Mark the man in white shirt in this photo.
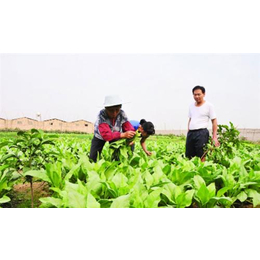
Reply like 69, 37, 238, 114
186, 86, 220, 161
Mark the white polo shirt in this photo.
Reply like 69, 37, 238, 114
188, 101, 217, 130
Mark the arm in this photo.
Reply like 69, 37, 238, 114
99, 123, 135, 142
187, 118, 191, 131
122, 121, 136, 139
122, 121, 135, 132
211, 118, 220, 147
140, 137, 152, 156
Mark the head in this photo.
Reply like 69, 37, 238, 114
139, 119, 155, 138
103, 95, 123, 119
105, 105, 122, 119
192, 85, 205, 104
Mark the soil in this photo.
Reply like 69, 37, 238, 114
3, 181, 50, 208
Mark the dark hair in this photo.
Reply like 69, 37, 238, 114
192, 85, 205, 94
140, 119, 146, 125
140, 119, 155, 135
105, 104, 122, 109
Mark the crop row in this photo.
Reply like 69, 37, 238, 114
0, 130, 260, 208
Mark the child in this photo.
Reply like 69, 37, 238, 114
129, 119, 155, 156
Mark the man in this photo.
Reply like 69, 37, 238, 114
185, 86, 220, 161
89, 95, 136, 162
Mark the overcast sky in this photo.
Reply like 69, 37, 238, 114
0, 53, 259, 129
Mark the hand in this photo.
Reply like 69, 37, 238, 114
121, 131, 135, 139
212, 137, 220, 147
145, 151, 152, 156
129, 141, 134, 146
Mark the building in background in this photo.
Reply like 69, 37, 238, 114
43, 118, 67, 132
0, 117, 94, 134
5, 117, 38, 131
0, 118, 6, 129
68, 120, 94, 133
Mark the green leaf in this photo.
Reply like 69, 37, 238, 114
161, 182, 176, 202
196, 184, 210, 206
67, 191, 86, 208
120, 147, 128, 159
0, 195, 11, 204
64, 163, 81, 181
86, 171, 101, 194
87, 193, 100, 208
11, 171, 22, 181
111, 173, 128, 189
23, 170, 50, 182
247, 189, 260, 207
0, 141, 9, 149
212, 197, 233, 203
99, 199, 112, 208
0, 164, 10, 172
217, 187, 230, 197
42, 140, 56, 146
172, 186, 183, 200
101, 182, 118, 198
237, 191, 247, 202
193, 175, 205, 190
207, 183, 216, 198
144, 189, 162, 208
45, 163, 63, 188
31, 128, 40, 134
176, 190, 195, 208
17, 131, 25, 136
153, 165, 164, 183
143, 171, 154, 188
39, 197, 63, 208
1, 153, 18, 163
111, 194, 130, 208
103, 163, 118, 180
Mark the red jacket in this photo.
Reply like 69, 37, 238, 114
99, 120, 135, 141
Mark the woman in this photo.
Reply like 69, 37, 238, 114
129, 119, 155, 156
89, 95, 136, 162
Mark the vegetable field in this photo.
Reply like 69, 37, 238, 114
1, 127, 260, 208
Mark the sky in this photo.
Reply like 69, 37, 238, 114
0, 53, 259, 129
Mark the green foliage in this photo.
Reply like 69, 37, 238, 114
206, 122, 241, 165
109, 139, 132, 161
0, 129, 57, 207
1, 128, 260, 208
109, 130, 141, 161
0, 165, 20, 206
0, 129, 57, 172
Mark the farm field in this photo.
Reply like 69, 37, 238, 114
0, 128, 260, 208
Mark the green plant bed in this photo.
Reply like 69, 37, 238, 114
1, 125, 260, 208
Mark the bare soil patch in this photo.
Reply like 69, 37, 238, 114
4, 181, 50, 208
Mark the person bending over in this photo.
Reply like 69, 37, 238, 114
129, 119, 155, 156
89, 95, 135, 162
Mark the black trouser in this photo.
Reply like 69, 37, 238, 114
89, 136, 106, 162
185, 128, 209, 159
